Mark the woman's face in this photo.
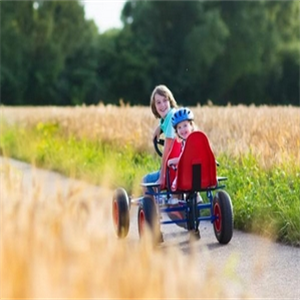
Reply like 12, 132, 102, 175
154, 93, 170, 118
177, 120, 193, 140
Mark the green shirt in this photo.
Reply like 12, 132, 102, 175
160, 108, 176, 139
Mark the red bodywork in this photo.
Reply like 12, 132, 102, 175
167, 131, 217, 192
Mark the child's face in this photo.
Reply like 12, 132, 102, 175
177, 120, 193, 140
154, 93, 171, 118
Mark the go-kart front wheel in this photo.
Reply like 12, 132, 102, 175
213, 190, 233, 244
138, 196, 161, 242
112, 188, 130, 238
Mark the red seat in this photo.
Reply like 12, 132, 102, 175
173, 131, 217, 191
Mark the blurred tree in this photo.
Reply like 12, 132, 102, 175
115, 0, 299, 105
1, 1, 34, 104
120, 1, 207, 105
1, 0, 100, 105
181, 6, 229, 104
264, 1, 300, 105
1, 0, 299, 106
207, 0, 300, 105
29, 0, 100, 105
96, 26, 156, 105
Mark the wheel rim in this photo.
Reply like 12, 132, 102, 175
112, 200, 119, 228
214, 202, 222, 232
138, 209, 145, 235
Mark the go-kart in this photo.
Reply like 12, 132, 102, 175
112, 130, 233, 244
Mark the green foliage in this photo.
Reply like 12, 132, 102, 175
0, 0, 100, 105
96, 28, 155, 104
218, 153, 300, 246
0, 121, 159, 193
1, 1, 299, 106
117, 0, 300, 105
1, 123, 299, 246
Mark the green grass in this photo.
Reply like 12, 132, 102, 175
218, 153, 300, 245
1, 121, 299, 246
0, 121, 159, 195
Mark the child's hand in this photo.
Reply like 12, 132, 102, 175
167, 160, 174, 167
168, 157, 179, 167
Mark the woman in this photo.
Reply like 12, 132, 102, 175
143, 84, 178, 190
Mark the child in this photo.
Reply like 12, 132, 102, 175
168, 107, 195, 170
167, 107, 203, 204
142, 85, 178, 191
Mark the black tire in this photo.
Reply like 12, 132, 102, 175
137, 196, 161, 242
112, 188, 130, 238
213, 190, 233, 244
186, 193, 200, 232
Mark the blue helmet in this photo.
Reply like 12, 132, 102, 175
172, 107, 194, 128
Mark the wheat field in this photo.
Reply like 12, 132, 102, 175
1, 104, 299, 298
2, 104, 300, 167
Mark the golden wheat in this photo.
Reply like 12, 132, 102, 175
0, 160, 248, 299
1, 104, 299, 167
1, 105, 298, 298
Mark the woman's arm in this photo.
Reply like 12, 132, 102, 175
156, 137, 174, 188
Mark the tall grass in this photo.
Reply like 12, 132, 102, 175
2, 104, 299, 167
1, 105, 300, 246
1, 160, 247, 299
219, 153, 300, 245
1, 104, 299, 298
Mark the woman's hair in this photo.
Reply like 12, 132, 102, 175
150, 85, 178, 118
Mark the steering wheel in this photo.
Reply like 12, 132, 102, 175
153, 134, 165, 157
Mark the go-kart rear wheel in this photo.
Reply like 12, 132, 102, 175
186, 194, 200, 232
138, 196, 161, 242
213, 190, 233, 244
112, 188, 130, 238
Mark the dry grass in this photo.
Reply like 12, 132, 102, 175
0, 160, 248, 299
2, 104, 299, 167
1, 104, 299, 298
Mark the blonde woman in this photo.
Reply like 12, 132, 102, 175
142, 84, 178, 190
